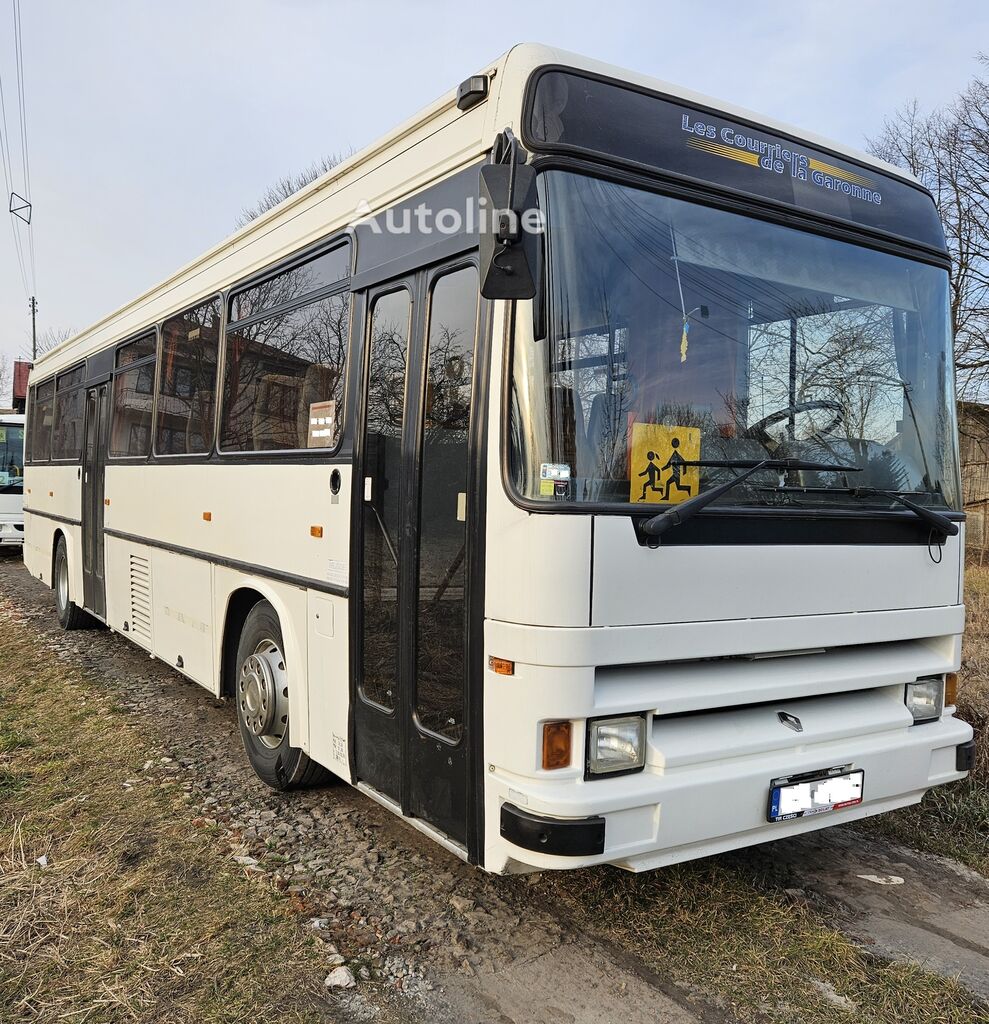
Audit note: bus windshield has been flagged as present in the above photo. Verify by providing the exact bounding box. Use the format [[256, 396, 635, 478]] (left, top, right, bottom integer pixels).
[[509, 171, 960, 513], [0, 424, 25, 494]]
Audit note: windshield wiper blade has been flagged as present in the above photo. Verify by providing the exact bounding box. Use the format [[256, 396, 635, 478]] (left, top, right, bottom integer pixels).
[[846, 487, 958, 536], [640, 459, 861, 539], [753, 484, 959, 536]]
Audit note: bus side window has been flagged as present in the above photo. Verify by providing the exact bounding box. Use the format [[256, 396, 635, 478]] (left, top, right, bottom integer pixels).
[[156, 298, 221, 456], [29, 379, 55, 463], [51, 364, 87, 462], [110, 332, 157, 458], [221, 242, 352, 453]]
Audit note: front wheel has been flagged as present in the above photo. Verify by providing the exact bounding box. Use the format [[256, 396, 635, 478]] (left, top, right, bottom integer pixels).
[[53, 536, 88, 630], [234, 600, 330, 790]]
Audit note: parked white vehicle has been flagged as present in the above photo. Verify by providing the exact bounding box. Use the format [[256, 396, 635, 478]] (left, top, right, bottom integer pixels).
[[0, 413, 25, 547], [23, 45, 973, 873]]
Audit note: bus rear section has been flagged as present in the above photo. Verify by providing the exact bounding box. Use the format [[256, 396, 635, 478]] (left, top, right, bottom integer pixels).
[[0, 416, 25, 548]]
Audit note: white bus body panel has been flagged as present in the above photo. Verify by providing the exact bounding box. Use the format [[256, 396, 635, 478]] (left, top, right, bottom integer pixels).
[[23, 464, 84, 598], [480, 614, 970, 873], [590, 518, 962, 625]]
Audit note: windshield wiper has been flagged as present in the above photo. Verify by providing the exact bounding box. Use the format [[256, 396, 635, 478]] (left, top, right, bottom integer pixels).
[[819, 486, 956, 536], [756, 484, 959, 536], [640, 459, 861, 539]]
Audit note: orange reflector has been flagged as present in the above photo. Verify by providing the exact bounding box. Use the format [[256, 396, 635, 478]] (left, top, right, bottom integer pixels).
[[945, 672, 958, 706], [104, 498, 110, 507], [48, 491, 53, 497], [488, 656, 514, 676], [202, 512, 212, 522], [310, 525, 324, 538], [542, 721, 572, 770]]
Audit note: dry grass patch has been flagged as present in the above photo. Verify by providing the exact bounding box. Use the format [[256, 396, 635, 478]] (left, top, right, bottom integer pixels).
[[546, 860, 988, 1024], [0, 609, 338, 1024]]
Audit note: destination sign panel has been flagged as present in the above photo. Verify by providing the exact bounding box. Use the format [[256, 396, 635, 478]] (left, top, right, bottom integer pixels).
[[526, 70, 946, 253]]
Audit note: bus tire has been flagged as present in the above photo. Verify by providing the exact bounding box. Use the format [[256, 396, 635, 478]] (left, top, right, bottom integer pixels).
[[234, 600, 330, 790], [53, 536, 88, 630]]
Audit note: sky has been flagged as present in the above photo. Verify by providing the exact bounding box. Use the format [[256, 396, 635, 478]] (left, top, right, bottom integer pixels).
[[1, 0, 988, 398]]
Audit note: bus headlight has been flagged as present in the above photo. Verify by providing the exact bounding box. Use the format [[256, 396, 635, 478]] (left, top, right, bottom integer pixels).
[[905, 678, 944, 724], [586, 714, 647, 776]]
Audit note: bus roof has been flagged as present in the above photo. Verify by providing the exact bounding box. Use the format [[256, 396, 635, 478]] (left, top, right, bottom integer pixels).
[[33, 43, 923, 381]]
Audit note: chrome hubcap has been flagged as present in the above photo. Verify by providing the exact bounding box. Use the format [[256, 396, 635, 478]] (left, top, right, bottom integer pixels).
[[237, 638, 288, 749], [56, 556, 68, 611]]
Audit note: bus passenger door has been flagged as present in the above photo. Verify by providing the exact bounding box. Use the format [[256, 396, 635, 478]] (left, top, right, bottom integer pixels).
[[353, 262, 480, 850], [82, 384, 110, 618], [354, 282, 416, 809]]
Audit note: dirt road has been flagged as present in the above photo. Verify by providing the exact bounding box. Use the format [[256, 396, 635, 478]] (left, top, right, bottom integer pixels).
[[2, 546, 987, 1024]]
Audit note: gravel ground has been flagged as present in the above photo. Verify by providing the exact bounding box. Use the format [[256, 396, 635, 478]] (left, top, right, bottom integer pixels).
[[3, 545, 989, 1024], [0, 549, 705, 1024]]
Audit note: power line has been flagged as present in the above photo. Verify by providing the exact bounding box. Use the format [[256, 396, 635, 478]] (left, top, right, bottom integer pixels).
[[0, 0, 33, 303], [0, 58, 11, 191], [0, 59, 28, 298], [11, 0, 35, 294]]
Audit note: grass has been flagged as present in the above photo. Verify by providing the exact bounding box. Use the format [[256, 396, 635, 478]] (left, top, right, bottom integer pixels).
[[862, 558, 989, 873], [546, 857, 988, 1024], [0, 605, 341, 1024]]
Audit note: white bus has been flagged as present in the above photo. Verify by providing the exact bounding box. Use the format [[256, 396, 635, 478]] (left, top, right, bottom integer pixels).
[[23, 45, 974, 872], [0, 413, 25, 547]]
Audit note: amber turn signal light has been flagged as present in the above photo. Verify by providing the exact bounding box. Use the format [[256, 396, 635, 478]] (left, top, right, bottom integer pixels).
[[310, 525, 324, 538], [945, 672, 958, 706], [542, 721, 572, 770], [488, 656, 514, 676]]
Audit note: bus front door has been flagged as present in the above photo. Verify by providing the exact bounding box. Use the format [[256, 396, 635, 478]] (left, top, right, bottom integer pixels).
[[82, 383, 110, 618], [354, 263, 480, 850]]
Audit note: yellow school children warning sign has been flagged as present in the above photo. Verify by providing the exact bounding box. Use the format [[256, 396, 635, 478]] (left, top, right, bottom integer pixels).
[[630, 423, 700, 504]]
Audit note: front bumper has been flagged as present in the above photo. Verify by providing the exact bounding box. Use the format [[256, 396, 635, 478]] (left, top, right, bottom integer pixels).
[[0, 521, 23, 545], [485, 710, 973, 873]]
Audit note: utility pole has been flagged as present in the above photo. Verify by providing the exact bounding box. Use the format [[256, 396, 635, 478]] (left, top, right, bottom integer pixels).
[[29, 296, 37, 360]]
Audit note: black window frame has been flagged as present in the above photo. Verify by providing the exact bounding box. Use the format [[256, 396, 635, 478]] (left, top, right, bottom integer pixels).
[[108, 327, 160, 461], [153, 294, 223, 459], [498, 156, 965, 544], [27, 377, 56, 464], [218, 236, 354, 458], [50, 362, 88, 463], [23, 231, 356, 468]]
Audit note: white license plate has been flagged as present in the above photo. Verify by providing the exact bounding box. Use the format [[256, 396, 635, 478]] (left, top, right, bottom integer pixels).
[[767, 767, 864, 823]]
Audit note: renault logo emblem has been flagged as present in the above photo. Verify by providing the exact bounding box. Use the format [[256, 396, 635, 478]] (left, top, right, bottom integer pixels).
[[777, 711, 803, 733]]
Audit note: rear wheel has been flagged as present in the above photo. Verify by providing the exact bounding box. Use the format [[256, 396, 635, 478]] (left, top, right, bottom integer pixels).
[[53, 536, 88, 630], [234, 600, 330, 790]]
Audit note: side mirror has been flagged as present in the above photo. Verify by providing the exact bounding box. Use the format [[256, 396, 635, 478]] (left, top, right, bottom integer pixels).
[[478, 161, 539, 300]]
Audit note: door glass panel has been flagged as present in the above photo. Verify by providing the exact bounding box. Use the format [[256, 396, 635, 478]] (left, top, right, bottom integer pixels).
[[361, 289, 412, 711], [415, 267, 478, 741], [83, 391, 98, 575]]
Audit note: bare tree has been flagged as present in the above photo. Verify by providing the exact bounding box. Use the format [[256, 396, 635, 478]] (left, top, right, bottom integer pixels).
[[868, 59, 989, 399], [28, 325, 75, 359], [236, 154, 348, 227]]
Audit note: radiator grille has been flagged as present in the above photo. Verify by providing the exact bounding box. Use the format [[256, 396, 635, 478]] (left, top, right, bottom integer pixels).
[[128, 554, 152, 645]]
